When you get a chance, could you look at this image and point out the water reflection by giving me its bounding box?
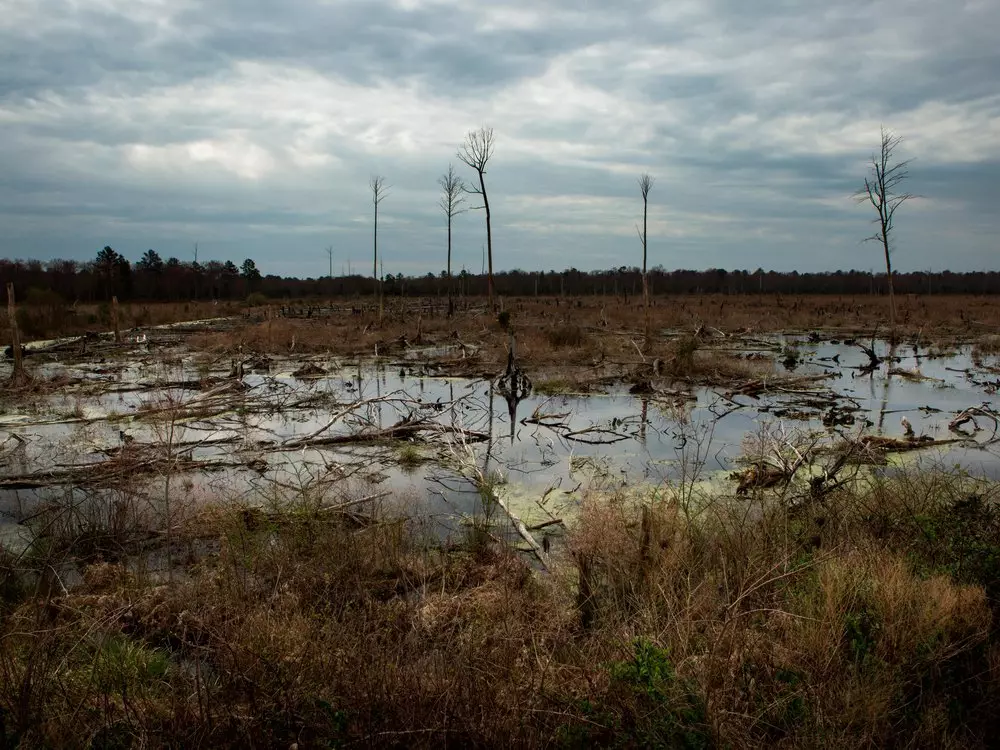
[2,337,999,545]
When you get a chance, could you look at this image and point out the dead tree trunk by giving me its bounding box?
[858,127,913,344]
[112,296,121,343]
[638,173,655,352]
[457,127,497,312]
[7,283,28,386]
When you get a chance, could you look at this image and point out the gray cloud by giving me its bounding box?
[0,0,998,277]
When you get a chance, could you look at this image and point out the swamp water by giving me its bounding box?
[1,336,998,558]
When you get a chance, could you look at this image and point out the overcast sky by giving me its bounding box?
[1,0,998,278]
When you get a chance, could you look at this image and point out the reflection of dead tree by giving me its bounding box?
[522,402,631,445]
[495,331,531,442]
[495,331,531,400]
[855,325,882,373]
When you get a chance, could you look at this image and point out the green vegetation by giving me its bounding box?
[397,442,423,471]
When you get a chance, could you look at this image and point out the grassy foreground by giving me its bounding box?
[1,467,1000,748]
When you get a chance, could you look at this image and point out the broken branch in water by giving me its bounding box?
[277,418,489,449]
[949,404,999,441]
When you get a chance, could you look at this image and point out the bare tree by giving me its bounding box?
[438,164,466,316]
[857,127,913,341]
[637,173,655,350]
[457,127,496,310]
[370,175,389,318]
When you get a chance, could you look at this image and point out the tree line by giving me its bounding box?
[2,252,999,305]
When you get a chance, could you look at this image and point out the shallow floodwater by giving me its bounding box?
[1,337,998,550]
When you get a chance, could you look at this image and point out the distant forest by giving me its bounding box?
[2,247,999,303]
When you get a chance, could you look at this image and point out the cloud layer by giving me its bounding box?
[2,0,998,276]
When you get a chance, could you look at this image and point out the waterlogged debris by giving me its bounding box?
[292,362,327,379]
[0,449,236,490]
[734,463,790,495]
[888,367,938,382]
[3,337,1000,570]
[949,404,1000,439]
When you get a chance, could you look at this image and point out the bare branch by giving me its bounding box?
[438,164,467,218]
[370,174,389,205]
[855,125,914,340]
[457,126,498,309]
[638,172,654,200]
[457,126,495,174]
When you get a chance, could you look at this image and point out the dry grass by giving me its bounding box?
[973,335,1000,358]
[1,300,239,340]
[2,465,999,748]
[4,293,999,350]
[170,293,1000,379]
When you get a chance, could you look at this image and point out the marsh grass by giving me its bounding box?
[973,335,1000,362]
[545,323,587,349]
[397,442,423,471]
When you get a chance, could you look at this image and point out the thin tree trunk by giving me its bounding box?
[112,296,121,343]
[373,202,378,293]
[447,214,453,317]
[7,283,27,385]
[642,197,650,351]
[479,171,494,311]
[882,234,896,340]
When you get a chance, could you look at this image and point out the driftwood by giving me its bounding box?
[487,486,549,571]
[850,434,963,461]
[734,463,790,495]
[277,417,489,450]
[949,404,999,440]
[0,453,234,490]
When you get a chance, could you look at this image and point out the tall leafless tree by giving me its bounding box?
[857,127,913,341]
[637,173,655,350]
[438,164,466,316]
[457,127,496,310]
[370,175,389,317]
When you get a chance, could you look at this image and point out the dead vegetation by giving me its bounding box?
[2,463,999,748]
[3,293,1000,746]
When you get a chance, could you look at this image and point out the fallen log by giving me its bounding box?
[0,455,235,490]
[278,418,489,450]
